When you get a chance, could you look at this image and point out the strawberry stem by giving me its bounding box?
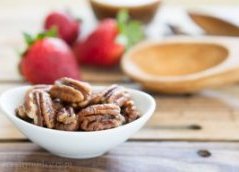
[21,27,58,56]
[23,27,58,46]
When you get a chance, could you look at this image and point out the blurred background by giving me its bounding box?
[1,0,239,81]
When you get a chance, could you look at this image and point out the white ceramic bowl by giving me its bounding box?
[0,86,155,159]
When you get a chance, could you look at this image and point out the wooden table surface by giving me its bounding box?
[1,0,239,171]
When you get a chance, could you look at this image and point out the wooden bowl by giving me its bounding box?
[89,0,161,23]
[121,37,239,94]
[189,12,239,36]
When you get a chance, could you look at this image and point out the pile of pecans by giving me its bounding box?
[16,77,140,131]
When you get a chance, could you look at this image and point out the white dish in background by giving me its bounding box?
[92,0,158,7]
[0,86,155,159]
[89,0,160,23]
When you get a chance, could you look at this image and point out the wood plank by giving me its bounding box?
[81,67,127,83]
[1,83,239,141]
[133,86,239,141]
[0,141,238,171]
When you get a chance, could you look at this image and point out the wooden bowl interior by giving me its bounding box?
[130,43,228,76]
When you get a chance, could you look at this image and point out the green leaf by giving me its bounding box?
[21,27,58,57]
[45,26,58,37]
[23,33,34,46]
[116,10,144,50]
[36,27,58,40]
[23,27,58,46]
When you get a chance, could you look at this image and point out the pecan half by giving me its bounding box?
[103,85,131,107]
[88,91,104,105]
[121,100,140,123]
[16,90,56,128]
[100,85,140,122]
[78,104,125,131]
[55,107,79,131]
[71,89,106,110]
[90,85,130,107]
[32,91,56,128]
[16,85,52,120]
[50,77,92,104]
[16,105,27,119]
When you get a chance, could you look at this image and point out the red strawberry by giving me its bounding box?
[73,11,144,67]
[44,11,80,45]
[74,19,124,66]
[19,30,80,84]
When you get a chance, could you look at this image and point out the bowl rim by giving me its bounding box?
[90,0,161,8]
[0,85,156,135]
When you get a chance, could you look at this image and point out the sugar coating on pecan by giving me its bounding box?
[101,85,140,122]
[71,95,92,109]
[72,90,104,109]
[87,91,104,105]
[16,85,52,120]
[49,77,92,104]
[55,107,79,131]
[90,85,130,107]
[16,105,27,119]
[16,90,56,128]
[52,99,64,111]
[33,91,56,128]
[78,104,125,131]
[103,85,131,107]
[121,100,140,123]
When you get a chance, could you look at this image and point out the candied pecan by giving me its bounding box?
[92,85,131,107]
[16,105,28,119]
[16,89,56,128]
[88,91,104,105]
[71,90,106,109]
[104,85,130,107]
[78,104,125,131]
[121,100,140,123]
[16,85,52,119]
[32,91,56,128]
[100,85,140,122]
[55,107,79,131]
[50,77,92,104]
[70,94,93,109]
[52,99,64,111]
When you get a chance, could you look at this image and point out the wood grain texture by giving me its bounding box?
[0,141,238,172]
